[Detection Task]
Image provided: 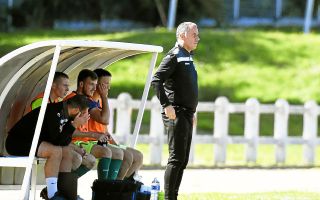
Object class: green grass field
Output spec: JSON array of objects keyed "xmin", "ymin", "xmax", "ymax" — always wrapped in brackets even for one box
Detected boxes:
[
  {"xmin": 1, "ymin": 28, "xmax": 320, "ymax": 103},
  {"xmin": 1, "ymin": 28, "xmax": 320, "ymax": 139},
  {"xmin": 157, "ymin": 191, "xmax": 320, "ymax": 200},
  {"xmin": 1, "ymin": 28, "xmax": 319, "ymax": 136},
  {"xmin": 2, "ymin": 28, "xmax": 320, "ymax": 197},
  {"xmin": 137, "ymin": 144, "xmax": 320, "ymax": 167}
]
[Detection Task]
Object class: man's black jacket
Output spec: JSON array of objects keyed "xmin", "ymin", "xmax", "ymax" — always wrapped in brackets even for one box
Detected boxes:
[
  {"xmin": 151, "ymin": 44, "xmax": 198, "ymax": 112},
  {"xmin": 6, "ymin": 102, "xmax": 75, "ymax": 156}
]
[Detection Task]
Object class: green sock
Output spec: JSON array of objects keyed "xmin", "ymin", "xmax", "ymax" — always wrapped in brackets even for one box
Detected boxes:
[
  {"xmin": 97, "ymin": 158, "xmax": 111, "ymax": 180},
  {"xmin": 73, "ymin": 165, "xmax": 91, "ymax": 178},
  {"xmin": 107, "ymin": 159, "xmax": 122, "ymax": 180}
]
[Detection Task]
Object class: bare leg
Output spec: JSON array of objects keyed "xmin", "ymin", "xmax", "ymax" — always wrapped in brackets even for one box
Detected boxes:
[
  {"xmin": 37, "ymin": 141, "xmax": 62, "ymax": 177},
  {"xmin": 117, "ymin": 149, "xmax": 133, "ymax": 180},
  {"xmin": 107, "ymin": 145, "xmax": 124, "ymax": 160},
  {"xmin": 37, "ymin": 142, "xmax": 62, "ymax": 198},
  {"xmin": 71, "ymin": 143, "xmax": 96, "ymax": 171},
  {"xmin": 59, "ymin": 145, "xmax": 74, "ymax": 172},
  {"xmin": 125, "ymin": 147, "xmax": 143, "ymax": 178},
  {"xmin": 71, "ymin": 150, "xmax": 82, "ymax": 171},
  {"xmin": 58, "ymin": 146, "xmax": 79, "ymax": 200},
  {"xmin": 82, "ymin": 153, "xmax": 96, "ymax": 169},
  {"xmin": 90, "ymin": 144, "xmax": 112, "ymax": 158}
]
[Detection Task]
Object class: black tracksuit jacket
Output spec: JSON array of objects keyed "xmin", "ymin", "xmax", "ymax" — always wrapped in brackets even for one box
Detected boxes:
[
  {"xmin": 6, "ymin": 102, "xmax": 75, "ymax": 156},
  {"xmin": 151, "ymin": 44, "xmax": 198, "ymax": 112}
]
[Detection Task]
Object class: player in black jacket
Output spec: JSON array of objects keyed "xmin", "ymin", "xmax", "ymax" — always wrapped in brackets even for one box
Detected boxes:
[
  {"xmin": 6, "ymin": 95, "xmax": 90, "ymax": 200},
  {"xmin": 151, "ymin": 22, "xmax": 200, "ymax": 200}
]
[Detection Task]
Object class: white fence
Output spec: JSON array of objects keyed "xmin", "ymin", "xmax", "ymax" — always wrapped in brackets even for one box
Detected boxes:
[{"xmin": 110, "ymin": 93, "xmax": 320, "ymax": 166}]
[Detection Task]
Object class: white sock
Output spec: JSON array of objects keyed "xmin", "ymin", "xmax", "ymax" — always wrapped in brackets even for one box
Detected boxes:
[{"xmin": 46, "ymin": 177, "xmax": 58, "ymax": 198}]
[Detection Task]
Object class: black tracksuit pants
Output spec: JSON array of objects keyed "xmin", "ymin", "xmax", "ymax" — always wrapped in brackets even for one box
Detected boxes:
[{"xmin": 163, "ymin": 107, "xmax": 193, "ymax": 200}]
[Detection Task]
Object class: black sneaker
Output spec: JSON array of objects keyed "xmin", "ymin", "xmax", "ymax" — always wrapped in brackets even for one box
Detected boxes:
[
  {"xmin": 40, "ymin": 187, "xmax": 48, "ymax": 200},
  {"xmin": 49, "ymin": 192, "xmax": 66, "ymax": 200},
  {"xmin": 40, "ymin": 188, "xmax": 82, "ymax": 200},
  {"xmin": 40, "ymin": 188, "xmax": 67, "ymax": 200}
]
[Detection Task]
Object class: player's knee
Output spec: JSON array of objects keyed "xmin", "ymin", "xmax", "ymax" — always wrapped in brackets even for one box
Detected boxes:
[
  {"xmin": 134, "ymin": 150, "xmax": 143, "ymax": 164},
  {"xmin": 48, "ymin": 146, "xmax": 62, "ymax": 160},
  {"xmin": 123, "ymin": 150, "xmax": 134, "ymax": 166},
  {"xmin": 83, "ymin": 154, "xmax": 96, "ymax": 169},
  {"xmin": 100, "ymin": 146, "xmax": 112, "ymax": 158},
  {"xmin": 61, "ymin": 146, "xmax": 73, "ymax": 161},
  {"xmin": 72, "ymin": 151, "xmax": 82, "ymax": 170},
  {"xmin": 112, "ymin": 148, "xmax": 124, "ymax": 160}
]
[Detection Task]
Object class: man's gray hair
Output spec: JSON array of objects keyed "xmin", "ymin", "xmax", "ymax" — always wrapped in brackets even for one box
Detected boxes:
[{"xmin": 176, "ymin": 22, "xmax": 196, "ymax": 39}]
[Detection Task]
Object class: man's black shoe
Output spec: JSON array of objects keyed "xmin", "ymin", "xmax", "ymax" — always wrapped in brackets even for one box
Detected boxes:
[
  {"xmin": 40, "ymin": 187, "xmax": 48, "ymax": 200},
  {"xmin": 40, "ymin": 188, "xmax": 66, "ymax": 200},
  {"xmin": 49, "ymin": 192, "xmax": 66, "ymax": 200}
]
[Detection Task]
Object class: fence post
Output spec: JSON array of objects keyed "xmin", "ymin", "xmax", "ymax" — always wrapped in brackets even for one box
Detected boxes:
[
  {"xmin": 150, "ymin": 96, "xmax": 164, "ymax": 165},
  {"xmin": 115, "ymin": 93, "xmax": 132, "ymax": 145},
  {"xmin": 214, "ymin": 97, "xmax": 229, "ymax": 165},
  {"xmin": 233, "ymin": 0, "xmax": 240, "ymax": 19},
  {"xmin": 244, "ymin": 98, "xmax": 260, "ymax": 163},
  {"xmin": 303, "ymin": 100, "xmax": 318, "ymax": 165},
  {"xmin": 275, "ymin": 0, "xmax": 283, "ymax": 19},
  {"xmin": 274, "ymin": 99, "xmax": 289, "ymax": 164},
  {"xmin": 107, "ymin": 103, "xmax": 115, "ymax": 133}
]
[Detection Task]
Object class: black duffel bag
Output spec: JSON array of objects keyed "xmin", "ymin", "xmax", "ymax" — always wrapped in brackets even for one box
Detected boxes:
[{"xmin": 92, "ymin": 179, "xmax": 142, "ymax": 200}]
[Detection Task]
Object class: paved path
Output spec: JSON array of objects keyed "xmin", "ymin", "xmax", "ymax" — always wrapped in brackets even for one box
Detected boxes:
[{"xmin": 1, "ymin": 169, "xmax": 320, "ymax": 199}]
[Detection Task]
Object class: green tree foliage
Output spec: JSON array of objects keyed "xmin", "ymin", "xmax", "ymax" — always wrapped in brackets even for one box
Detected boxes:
[
  {"xmin": 100, "ymin": 0, "xmax": 159, "ymax": 25},
  {"xmin": 13, "ymin": 0, "xmax": 225, "ymax": 28},
  {"xmin": 175, "ymin": 0, "xmax": 224, "ymax": 25},
  {"xmin": 19, "ymin": 0, "xmax": 56, "ymax": 27},
  {"xmin": 11, "ymin": 0, "xmax": 317, "ymax": 29},
  {"xmin": 100, "ymin": 0, "xmax": 225, "ymax": 26},
  {"xmin": 18, "ymin": 0, "xmax": 101, "ymax": 27},
  {"xmin": 282, "ymin": 0, "xmax": 319, "ymax": 17},
  {"xmin": 53, "ymin": 0, "xmax": 101, "ymax": 20}
]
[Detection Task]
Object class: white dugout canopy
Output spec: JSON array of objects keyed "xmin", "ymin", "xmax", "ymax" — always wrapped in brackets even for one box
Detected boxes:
[{"xmin": 0, "ymin": 40, "xmax": 163, "ymax": 199}]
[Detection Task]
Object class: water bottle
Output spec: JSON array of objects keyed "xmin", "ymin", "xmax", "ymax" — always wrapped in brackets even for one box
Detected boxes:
[{"xmin": 150, "ymin": 177, "xmax": 160, "ymax": 200}]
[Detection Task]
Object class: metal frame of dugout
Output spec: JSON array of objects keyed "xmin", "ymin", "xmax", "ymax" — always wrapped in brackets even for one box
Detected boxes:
[{"xmin": 0, "ymin": 40, "xmax": 163, "ymax": 199}]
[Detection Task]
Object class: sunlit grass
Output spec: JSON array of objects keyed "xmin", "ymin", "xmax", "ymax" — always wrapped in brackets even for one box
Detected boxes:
[
  {"xmin": 158, "ymin": 191, "xmax": 320, "ymax": 200},
  {"xmin": 136, "ymin": 144, "xmax": 320, "ymax": 167},
  {"xmin": 2, "ymin": 29, "xmax": 320, "ymax": 104},
  {"xmin": 2, "ymin": 29, "xmax": 320, "ymax": 136}
]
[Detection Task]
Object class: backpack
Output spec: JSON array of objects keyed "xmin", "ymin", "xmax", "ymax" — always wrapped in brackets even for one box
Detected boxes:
[{"xmin": 92, "ymin": 179, "xmax": 149, "ymax": 200}]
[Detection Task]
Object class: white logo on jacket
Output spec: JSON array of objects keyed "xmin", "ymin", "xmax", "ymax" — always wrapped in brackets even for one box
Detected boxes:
[
  {"xmin": 59, "ymin": 118, "xmax": 68, "ymax": 133},
  {"xmin": 177, "ymin": 57, "xmax": 193, "ymax": 62}
]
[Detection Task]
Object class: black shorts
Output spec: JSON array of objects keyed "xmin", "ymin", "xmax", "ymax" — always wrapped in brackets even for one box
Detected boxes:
[{"xmin": 5, "ymin": 133, "xmax": 41, "ymax": 156}]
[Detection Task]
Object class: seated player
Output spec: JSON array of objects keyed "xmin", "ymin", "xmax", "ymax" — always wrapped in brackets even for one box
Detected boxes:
[
  {"xmin": 91, "ymin": 68, "xmax": 143, "ymax": 180},
  {"xmin": 65, "ymin": 69, "xmax": 124, "ymax": 181},
  {"xmin": 6, "ymin": 95, "xmax": 90, "ymax": 200},
  {"xmin": 29, "ymin": 72, "xmax": 95, "ymax": 200}
]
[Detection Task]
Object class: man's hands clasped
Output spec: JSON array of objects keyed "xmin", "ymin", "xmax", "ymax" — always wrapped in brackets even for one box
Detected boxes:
[{"xmin": 164, "ymin": 105, "xmax": 176, "ymax": 120}]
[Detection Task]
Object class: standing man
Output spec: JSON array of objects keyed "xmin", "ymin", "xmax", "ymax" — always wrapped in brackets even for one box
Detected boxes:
[{"xmin": 151, "ymin": 22, "xmax": 200, "ymax": 200}]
